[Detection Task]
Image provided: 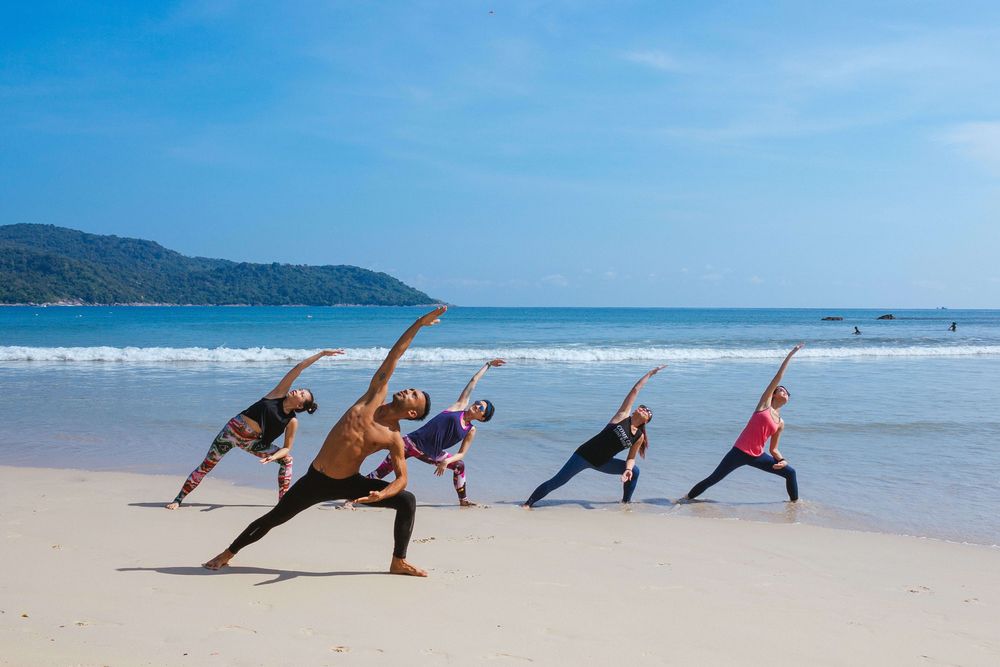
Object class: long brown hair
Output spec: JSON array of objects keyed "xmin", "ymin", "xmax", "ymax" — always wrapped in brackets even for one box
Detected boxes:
[{"xmin": 637, "ymin": 424, "xmax": 649, "ymax": 459}]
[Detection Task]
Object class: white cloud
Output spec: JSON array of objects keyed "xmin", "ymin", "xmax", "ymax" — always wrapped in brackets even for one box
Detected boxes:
[
  {"xmin": 939, "ymin": 121, "xmax": 1000, "ymax": 172},
  {"xmin": 750, "ymin": 275, "xmax": 764, "ymax": 284},
  {"xmin": 623, "ymin": 50, "xmax": 680, "ymax": 72},
  {"xmin": 541, "ymin": 274, "xmax": 570, "ymax": 287}
]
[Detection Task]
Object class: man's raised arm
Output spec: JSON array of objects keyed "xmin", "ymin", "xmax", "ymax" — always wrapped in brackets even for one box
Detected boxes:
[{"xmin": 362, "ymin": 306, "xmax": 447, "ymax": 405}]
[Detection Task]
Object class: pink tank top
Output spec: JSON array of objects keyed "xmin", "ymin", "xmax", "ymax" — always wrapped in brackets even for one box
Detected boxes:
[{"xmin": 733, "ymin": 409, "xmax": 780, "ymax": 457}]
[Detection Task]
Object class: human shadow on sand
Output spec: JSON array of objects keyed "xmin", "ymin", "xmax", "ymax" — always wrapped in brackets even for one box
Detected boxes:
[
  {"xmin": 117, "ymin": 565, "xmax": 379, "ymax": 585},
  {"xmin": 129, "ymin": 502, "xmax": 274, "ymax": 512},
  {"xmin": 495, "ymin": 498, "xmax": 624, "ymax": 510}
]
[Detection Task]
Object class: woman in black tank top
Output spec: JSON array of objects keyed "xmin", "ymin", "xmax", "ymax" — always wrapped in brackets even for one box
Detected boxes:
[
  {"xmin": 523, "ymin": 366, "xmax": 665, "ymax": 508},
  {"xmin": 166, "ymin": 349, "xmax": 343, "ymax": 509}
]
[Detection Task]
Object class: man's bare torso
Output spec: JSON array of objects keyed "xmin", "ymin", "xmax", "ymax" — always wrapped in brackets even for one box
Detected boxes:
[{"xmin": 311, "ymin": 404, "xmax": 402, "ymax": 478}]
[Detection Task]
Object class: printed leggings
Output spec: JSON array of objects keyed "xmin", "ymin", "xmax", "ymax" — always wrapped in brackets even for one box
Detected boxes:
[
  {"xmin": 524, "ymin": 453, "xmax": 640, "ymax": 507},
  {"xmin": 367, "ymin": 436, "xmax": 467, "ymax": 500},
  {"xmin": 172, "ymin": 415, "xmax": 293, "ymax": 505},
  {"xmin": 686, "ymin": 447, "xmax": 799, "ymax": 501},
  {"xmin": 228, "ymin": 465, "xmax": 417, "ymax": 559}
]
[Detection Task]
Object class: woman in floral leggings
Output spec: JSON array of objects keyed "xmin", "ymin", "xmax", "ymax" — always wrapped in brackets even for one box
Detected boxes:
[{"xmin": 165, "ymin": 349, "xmax": 343, "ymax": 509}]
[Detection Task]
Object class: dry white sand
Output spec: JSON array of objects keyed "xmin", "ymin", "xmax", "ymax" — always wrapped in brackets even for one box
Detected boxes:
[{"xmin": 1, "ymin": 466, "xmax": 998, "ymax": 666}]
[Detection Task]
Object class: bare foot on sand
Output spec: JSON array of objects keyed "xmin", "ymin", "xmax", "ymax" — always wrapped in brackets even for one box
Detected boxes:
[
  {"xmin": 165, "ymin": 502, "xmax": 180, "ymax": 510},
  {"xmin": 389, "ymin": 557, "xmax": 428, "ymax": 577},
  {"xmin": 521, "ymin": 503, "xmax": 532, "ymax": 510},
  {"xmin": 203, "ymin": 550, "xmax": 235, "ymax": 570},
  {"xmin": 459, "ymin": 499, "xmax": 478, "ymax": 508}
]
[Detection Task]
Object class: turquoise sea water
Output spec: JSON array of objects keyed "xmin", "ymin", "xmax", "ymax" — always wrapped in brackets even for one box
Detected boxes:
[{"xmin": 2, "ymin": 306, "xmax": 998, "ymax": 545}]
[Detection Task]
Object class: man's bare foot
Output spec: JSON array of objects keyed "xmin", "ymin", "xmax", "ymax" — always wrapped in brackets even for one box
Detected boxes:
[
  {"xmin": 521, "ymin": 503, "xmax": 532, "ymax": 509},
  {"xmin": 389, "ymin": 556, "xmax": 428, "ymax": 577},
  {"xmin": 459, "ymin": 499, "xmax": 478, "ymax": 507},
  {"xmin": 202, "ymin": 550, "xmax": 234, "ymax": 570},
  {"xmin": 165, "ymin": 502, "xmax": 180, "ymax": 510}
]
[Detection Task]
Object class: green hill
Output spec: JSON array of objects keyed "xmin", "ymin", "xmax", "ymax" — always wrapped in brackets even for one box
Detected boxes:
[{"xmin": 0, "ymin": 224, "xmax": 436, "ymax": 306}]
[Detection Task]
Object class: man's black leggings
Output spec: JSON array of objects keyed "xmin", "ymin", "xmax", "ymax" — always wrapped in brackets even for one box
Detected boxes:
[{"xmin": 228, "ymin": 465, "xmax": 417, "ymax": 558}]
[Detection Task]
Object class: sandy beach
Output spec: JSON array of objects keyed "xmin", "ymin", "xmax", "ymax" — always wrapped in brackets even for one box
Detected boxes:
[{"xmin": 1, "ymin": 465, "xmax": 998, "ymax": 666}]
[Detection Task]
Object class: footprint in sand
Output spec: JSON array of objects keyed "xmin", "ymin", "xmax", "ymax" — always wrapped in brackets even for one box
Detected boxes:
[
  {"xmin": 330, "ymin": 645, "xmax": 350, "ymax": 653},
  {"xmin": 907, "ymin": 585, "xmax": 932, "ymax": 594},
  {"xmin": 219, "ymin": 625, "xmax": 257, "ymax": 634},
  {"xmin": 249, "ymin": 600, "xmax": 273, "ymax": 611},
  {"xmin": 413, "ymin": 536, "xmax": 436, "ymax": 544},
  {"xmin": 487, "ymin": 653, "xmax": 534, "ymax": 662}
]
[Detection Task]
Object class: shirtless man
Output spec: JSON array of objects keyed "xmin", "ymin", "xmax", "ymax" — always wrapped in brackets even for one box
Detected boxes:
[
  {"xmin": 362, "ymin": 358, "xmax": 505, "ymax": 507},
  {"xmin": 202, "ymin": 306, "xmax": 447, "ymax": 577}
]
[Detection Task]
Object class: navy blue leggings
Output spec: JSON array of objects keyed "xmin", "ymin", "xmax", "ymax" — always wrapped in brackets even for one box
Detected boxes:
[
  {"xmin": 525, "ymin": 453, "xmax": 640, "ymax": 507},
  {"xmin": 687, "ymin": 447, "xmax": 798, "ymax": 501}
]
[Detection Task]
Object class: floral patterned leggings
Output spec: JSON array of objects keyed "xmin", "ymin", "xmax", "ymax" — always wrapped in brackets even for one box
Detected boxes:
[
  {"xmin": 172, "ymin": 415, "xmax": 293, "ymax": 505},
  {"xmin": 366, "ymin": 436, "xmax": 467, "ymax": 500}
]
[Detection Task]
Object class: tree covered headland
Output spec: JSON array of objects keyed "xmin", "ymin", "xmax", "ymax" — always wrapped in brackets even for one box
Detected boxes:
[{"xmin": 0, "ymin": 224, "xmax": 436, "ymax": 306}]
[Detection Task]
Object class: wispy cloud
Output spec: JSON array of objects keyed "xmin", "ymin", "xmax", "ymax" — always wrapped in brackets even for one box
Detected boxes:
[
  {"xmin": 623, "ymin": 50, "xmax": 680, "ymax": 72},
  {"xmin": 541, "ymin": 274, "xmax": 570, "ymax": 287},
  {"xmin": 939, "ymin": 121, "xmax": 1000, "ymax": 172}
]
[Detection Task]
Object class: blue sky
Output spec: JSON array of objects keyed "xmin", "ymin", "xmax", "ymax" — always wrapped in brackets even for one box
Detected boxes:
[{"xmin": 2, "ymin": 1, "xmax": 1000, "ymax": 307}]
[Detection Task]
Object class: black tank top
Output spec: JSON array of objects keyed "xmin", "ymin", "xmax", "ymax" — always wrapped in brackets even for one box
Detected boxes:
[
  {"xmin": 575, "ymin": 417, "xmax": 642, "ymax": 466},
  {"xmin": 241, "ymin": 397, "xmax": 295, "ymax": 446}
]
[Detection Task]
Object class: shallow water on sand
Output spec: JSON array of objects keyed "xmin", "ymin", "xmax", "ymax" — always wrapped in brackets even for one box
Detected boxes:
[{"xmin": 3, "ymin": 306, "xmax": 998, "ymax": 545}]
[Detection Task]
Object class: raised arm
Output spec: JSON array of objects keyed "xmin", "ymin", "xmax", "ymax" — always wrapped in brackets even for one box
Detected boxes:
[
  {"xmin": 265, "ymin": 349, "xmax": 345, "ymax": 399},
  {"xmin": 610, "ymin": 365, "xmax": 666, "ymax": 423},
  {"xmin": 755, "ymin": 343, "xmax": 804, "ymax": 411},
  {"xmin": 361, "ymin": 306, "xmax": 447, "ymax": 406},
  {"xmin": 448, "ymin": 359, "xmax": 505, "ymax": 411}
]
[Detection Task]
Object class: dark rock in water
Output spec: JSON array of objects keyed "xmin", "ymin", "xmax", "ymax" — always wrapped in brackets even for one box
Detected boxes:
[
  {"xmin": 821, "ymin": 316, "xmax": 844, "ymax": 321},
  {"xmin": 877, "ymin": 313, "xmax": 896, "ymax": 320}
]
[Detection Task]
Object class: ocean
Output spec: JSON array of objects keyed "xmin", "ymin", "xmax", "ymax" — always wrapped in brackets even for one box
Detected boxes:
[{"xmin": 3, "ymin": 305, "xmax": 998, "ymax": 545}]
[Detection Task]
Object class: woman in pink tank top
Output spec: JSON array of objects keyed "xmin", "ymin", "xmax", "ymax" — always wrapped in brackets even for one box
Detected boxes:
[{"xmin": 685, "ymin": 343, "xmax": 803, "ymax": 502}]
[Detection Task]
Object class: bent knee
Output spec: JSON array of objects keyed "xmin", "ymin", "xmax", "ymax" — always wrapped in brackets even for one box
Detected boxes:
[{"xmin": 397, "ymin": 490, "xmax": 417, "ymax": 511}]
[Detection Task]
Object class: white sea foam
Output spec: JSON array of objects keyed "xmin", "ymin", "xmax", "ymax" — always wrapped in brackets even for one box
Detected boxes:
[{"xmin": 3, "ymin": 345, "xmax": 1000, "ymax": 363}]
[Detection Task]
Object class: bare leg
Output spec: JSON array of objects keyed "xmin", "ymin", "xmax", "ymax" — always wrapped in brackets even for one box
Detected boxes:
[{"xmin": 389, "ymin": 556, "xmax": 428, "ymax": 577}]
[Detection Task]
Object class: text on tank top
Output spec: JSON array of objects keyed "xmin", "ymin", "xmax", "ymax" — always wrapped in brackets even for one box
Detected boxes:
[
  {"xmin": 241, "ymin": 397, "xmax": 295, "ymax": 446},
  {"xmin": 732, "ymin": 408, "xmax": 780, "ymax": 457},
  {"xmin": 406, "ymin": 410, "xmax": 472, "ymax": 460},
  {"xmin": 575, "ymin": 417, "xmax": 642, "ymax": 466}
]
